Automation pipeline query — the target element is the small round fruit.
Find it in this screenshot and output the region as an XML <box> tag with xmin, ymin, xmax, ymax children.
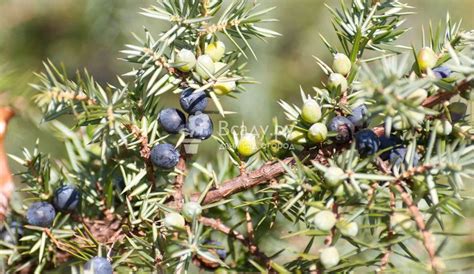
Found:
<box><xmin>84</xmin><ymin>257</ymin><xmax>113</xmax><ymax>274</ymax></box>
<box><xmin>289</xmin><ymin>129</ymin><xmax>307</xmax><ymax>145</ymax></box>
<box><xmin>324</xmin><ymin>166</ymin><xmax>345</xmax><ymax>187</ymax></box>
<box><xmin>0</xmin><ymin>221</ymin><xmax>23</xmax><ymax>244</ymax></box>
<box><xmin>237</xmin><ymin>133</ymin><xmax>259</xmax><ymax>157</ymax></box>
<box><xmin>392</xmin><ymin>115</ymin><xmax>411</xmax><ymax>130</ymax></box>
<box><xmin>158</xmin><ymin>108</ymin><xmax>186</xmax><ymax>134</ymax></box>
<box><xmin>407</xmin><ymin>88</ymin><xmax>428</xmax><ymax>105</ymax></box>
<box><xmin>301</xmin><ymin>99</ymin><xmax>322</xmax><ymax>124</ymax></box>
<box><xmin>187</xmin><ymin>112</ymin><xmax>213</xmax><ymax>140</ymax></box>
<box><xmin>328</xmin><ymin>116</ymin><xmax>355</xmax><ymax>143</ymax></box>
<box><xmin>53</xmin><ymin>185</ymin><xmax>80</xmax><ymax>212</ymax></box>
<box><xmin>26</xmin><ymin>202</ymin><xmax>56</xmax><ymax>228</ymax></box>
<box><xmin>332</xmin><ymin>53</ymin><xmax>351</xmax><ymax>76</ymax></box>
<box><xmin>339</xmin><ymin>221</ymin><xmax>358</xmax><ymax>237</ymax></box>
<box><xmin>196</xmin><ymin>55</ymin><xmax>215</xmax><ymax>80</ymax></box>
<box><xmin>392</xmin><ymin>213</ymin><xmax>412</xmax><ymax>230</ymax></box>
<box><xmin>327</xmin><ymin>73</ymin><xmax>348</xmax><ymax>92</ymax></box>
<box><xmin>417</xmin><ymin>47</ymin><xmax>438</xmax><ymax>72</ymax></box>
<box><xmin>319</xmin><ymin>247</ymin><xmax>340</xmax><ymax>269</ymax></box>
<box><xmin>307</xmin><ymin>123</ymin><xmax>327</xmax><ymax>143</ymax></box>
<box><xmin>213</xmin><ymin>80</ymin><xmax>236</xmax><ymax>95</ymax></box>
<box><xmin>433</xmin><ymin>66</ymin><xmax>451</xmax><ymax>79</ymax></box>
<box><xmin>389</xmin><ymin>147</ymin><xmax>420</xmax><ymax>167</ymax></box>
<box><xmin>176</xmin><ymin>49</ymin><xmax>196</xmax><ymax>72</ymax></box>
<box><xmin>355</xmin><ymin>129</ymin><xmax>380</xmax><ymax>157</ymax></box>
<box><xmin>448</xmin><ymin>102</ymin><xmax>467</xmax><ymax>123</ymax></box>
<box><xmin>182</xmin><ymin>202</ymin><xmax>202</xmax><ymax>221</ymax></box>
<box><xmin>348</xmin><ymin>104</ymin><xmax>369</xmax><ymax>129</ymax></box>
<box><xmin>378</xmin><ymin>135</ymin><xmax>402</xmax><ymax>160</ymax></box>
<box><xmin>204</xmin><ymin>240</ymin><xmax>227</xmax><ymax>260</ymax></box>
<box><xmin>268</xmin><ymin>138</ymin><xmax>288</xmax><ymax>158</ymax></box>
<box><xmin>205</xmin><ymin>41</ymin><xmax>226</xmax><ymax>62</ymax></box>
<box><xmin>435</xmin><ymin>120</ymin><xmax>452</xmax><ymax>136</ymax></box>
<box><xmin>150</xmin><ymin>143</ymin><xmax>180</xmax><ymax>170</ymax></box>
<box><xmin>314</xmin><ymin>210</ymin><xmax>337</xmax><ymax>231</ymax></box>
<box><xmin>180</xmin><ymin>88</ymin><xmax>208</xmax><ymax>114</ymax></box>
<box><xmin>164</xmin><ymin>212</ymin><xmax>185</xmax><ymax>229</ymax></box>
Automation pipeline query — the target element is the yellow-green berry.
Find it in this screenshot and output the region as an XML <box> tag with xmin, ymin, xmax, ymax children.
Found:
<box><xmin>435</xmin><ymin>120</ymin><xmax>452</xmax><ymax>136</ymax></box>
<box><xmin>339</xmin><ymin>220</ymin><xmax>358</xmax><ymax>237</ymax></box>
<box><xmin>327</xmin><ymin>73</ymin><xmax>348</xmax><ymax>92</ymax></box>
<box><xmin>289</xmin><ymin>129</ymin><xmax>308</xmax><ymax>145</ymax></box>
<box><xmin>417</xmin><ymin>47</ymin><xmax>438</xmax><ymax>72</ymax></box>
<box><xmin>176</xmin><ymin>49</ymin><xmax>196</xmax><ymax>72</ymax></box>
<box><xmin>392</xmin><ymin>212</ymin><xmax>412</xmax><ymax>231</ymax></box>
<box><xmin>301</xmin><ymin>99</ymin><xmax>322</xmax><ymax>124</ymax></box>
<box><xmin>182</xmin><ymin>202</ymin><xmax>202</xmax><ymax>221</ymax></box>
<box><xmin>163</xmin><ymin>212</ymin><xmax>185</xmax><ymax>229</ymax></box>
<box><xmin>314</xmin><ymin>210</ymin><xmax>337</xmax><ymax>231</ymax></box>
<box><xmin>332</xmin><ymin>53</ymin><xmax>351</xmax><ymax>76</ymax></box>
<box><xmin>205</xmin><ymin>41</ymin><xmax>226</xmax><ymax>62</ymax></box>
<box><xmin>237</xmin><ymin>133</ymin><xmax>259</xmax><ymax>157</ymax></box>
<box><xmin>213</xmin><ymin>80</ymin><xmax>236</xmax><ymax>95</ymax></box>
<box><xmin>196</xmin><ymin>55</ymin><xmax>215</xmax><ymax>80</ymax></box>
<box><xmin>407</xmin><ymin>88</ymin><xmax>428</xmax><ymax>105</ymax></box>
<box><xmin>307</xmin><ymin>123</ymin><xmax>327</xmax><ymax>143</ymax></box>
<box><xmin>320</xmin><ymin>247</ymin><xmax>340</xmax><ymax>269</ymax></box>
<box><xmin>324</xmin><ymin>166</ymin><xmax>345</xmax><ymax>187</ymax></box>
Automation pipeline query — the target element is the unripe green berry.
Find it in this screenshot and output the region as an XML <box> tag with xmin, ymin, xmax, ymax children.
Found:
<box><xmin>407</xmin><ymin>88</ymin><xmax>428</xmax><ymax>105</ymax></box>
<box><xmin>196</xmin><ymin>55</ymin><xmax>215</xmax><ymax>80</ymax></box>
<box><xmin>268</xmin><ymin>138</ymin><xmax>288</xmax><ymax>158</ymax></box>
<box><xmin>324</xmin><ymin>166</ymin><xmax>345</xmax><ymax>187</ymax></box>
<box><xmin>237</xmin><ymin>133</ymin><xmax>259</xmax><ymax>157</ymax></box>
<box><xmin>301</xmin><ymin>99</ymin><xmax>322</xmax><ymax>124</ymax></box>
<box><xmin>319</xmin><ymin>247</ymin><xmax>340</xmax><ymax>269</ymax></box>
<box><xmin>339</xmin><ymin>221</ymin><xmax>358</xmax><ymax>237</ymax></box>
<box><xmin>332</xmin><ymin>53</ymin><xmax>351</xmax><ymax>76</ymax></box>
<box><xmin>307</xmin><ymin>123</ymin><xmax>327</xmax><ymax>143</ymax></box>
<box><xmin>176</xmin><ymin>49</ymin><xmax>196</xmax><ymax>72</ymax></box>
<box><xmin>392</xmin><ymin>212</ymin><xmax>412</xmax><ymax>231</ymax></box>
<box><xmin>435</xmin><ymin>120</ymin><xmax>452</xmax><ymax>136</ymax></box>
<box><xmin>163</xmin><ymin>212</ymin><xmax>185</xmax><ymax>229</ymax></box>
<box><xmin>327</xmin><ymin>73</ymin><xmax>348</xmax><ymax>92</ymax></box>
<box><xmin>182</xmin><ymin>202</ymin><xmax>202</xmax><ymax>221</ymax></box>
<box><xmin>213</xmin><ymin>80</ymin><xmax>236</xmax><ymax>95</ymax></box>
<box><xmin>205</xmin><ymin>41</ymin><xmax>226</xmax><ymax>62</ymax></box>
<box><xmin>417</xmin><ymin>47</ymin><xmax>438</xmax><ymax>72</ymax></box>
<box><xmin>289</xmin><ymin>129</ymin><xmax>308</xmax><ymax>144</ymax></box>
<box><xmin>314</xmin><ymin>210</ymin><xmax>337</xmax><ymax>231</ymax></box>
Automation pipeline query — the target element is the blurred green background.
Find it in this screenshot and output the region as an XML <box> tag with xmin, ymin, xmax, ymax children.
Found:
<box><xmin>0</xmin><ymin>0</ymin><xmax>473</xmax><ymax>271</ymax></box>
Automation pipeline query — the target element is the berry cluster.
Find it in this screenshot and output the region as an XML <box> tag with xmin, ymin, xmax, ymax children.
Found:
<box><xmin>150</xmin><ymin>40</ymin><xmax>236</xmax><ymax>170</ymax></box>
<box><xmin>25</xmin><ymin>185</ymin><xmax>80</xmax><ymax>229</ymax></box>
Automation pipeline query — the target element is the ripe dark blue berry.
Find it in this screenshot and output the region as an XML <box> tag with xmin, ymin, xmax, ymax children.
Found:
<box><xmin>150</xmin><ymin>143</ymin><xmax>180</xmax><ymax>170</ymax></box>
<box><xmin>389</xmin><ymin>147</ymin><xmax>420</xmax><ymax>167</ymax></box>
<box><xmin>378</xmin><ymin>135</ymin><xmax>402</xmax><ymax>160</ymax></box>
<box><xmin>53</xmin><ymin>185</ymin><xmax>80</xmax><ymax>212</ymax></box>
<box><xmin>0</xmin><ymin>221</ymin><xmax>23</xmax><ymax>244</ymax></box>
<box><xmin>433</xmin><ymin>66</ymin><xmax>451</xmax><ymax>79</ymax></box>
<box><xmin>158</xmin><ymin>108</ymin><xmax>186</xmax><ymax>134</ymax></box>
<box><xmin>348</xmin><ymin>105</ymin><xmax>369</xmax><ymax>129</ymax></box>
<box><xmin>84</xmin><ymin>257</ymin><xmax>113</xmax><ymax>274</ymax></box>
<box><xmin>180</xmin><ymin>88</ymin><xmax>208</xmax><ymax>114</ymax></box>
<box><xmin>26</xmin><ymin>202</ymin><xmax>56</xmax><ymax>227</ymax></box>
<box><xmin>187</xmin><ymin>112</ymin><xmax>213</xmax><ymax>140</ymax></box>
<box><xmin>328</xmin><ymin>116</ymin><xmax>355</xmax><ymax>143</ymax></box>
<box><xmin>355</xmin><ymin>129</ymin><xmax>380</xmax><ymax>157</ymax></box>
